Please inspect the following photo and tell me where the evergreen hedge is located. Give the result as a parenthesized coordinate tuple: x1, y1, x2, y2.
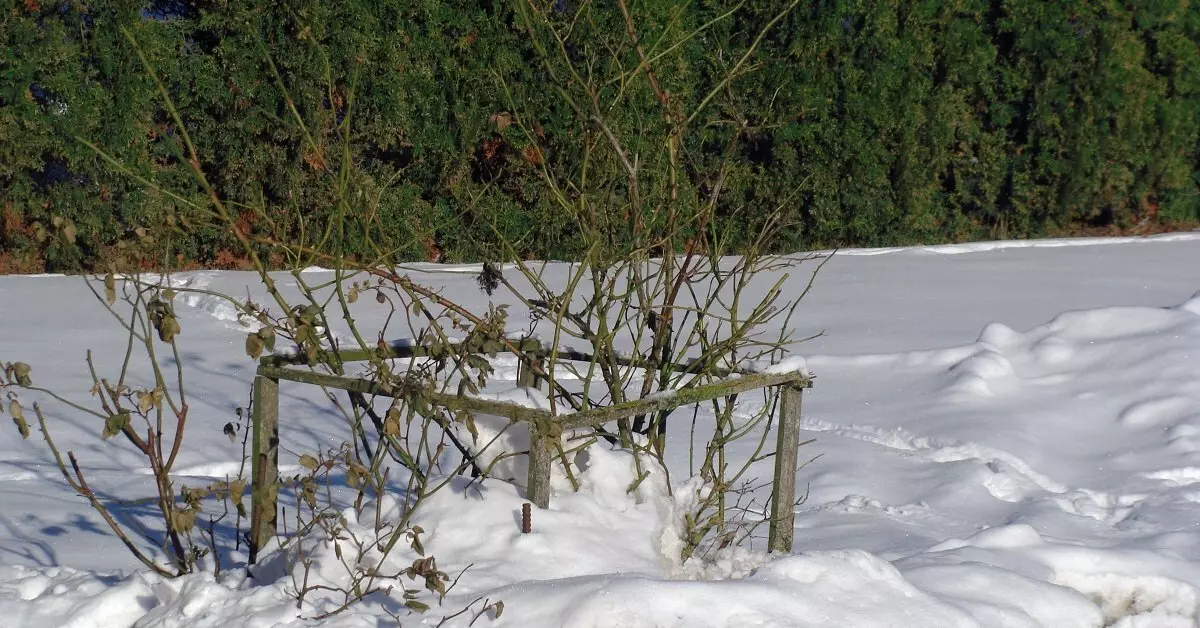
(2, 0, 1198, 271)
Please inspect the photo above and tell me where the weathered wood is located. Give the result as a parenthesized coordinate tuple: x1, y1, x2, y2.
(256, 366, 554, 425)
(559, 371, 810, 430)
(526, 422, 553, 509)
(768, 384, 803, 553)
(260, 338, 544, 367)
(537, 348, 820, 379)
(254, 341, 812, 528)
(249, 373, 280, 564)
(517, 339, 543, 390)
(263, 336, 809, 382)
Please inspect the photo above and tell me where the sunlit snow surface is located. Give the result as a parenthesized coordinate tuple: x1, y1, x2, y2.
(2, 233, 1200, 626)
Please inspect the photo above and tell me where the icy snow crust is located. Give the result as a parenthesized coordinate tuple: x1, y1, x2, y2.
(3, 235, 1200, 626)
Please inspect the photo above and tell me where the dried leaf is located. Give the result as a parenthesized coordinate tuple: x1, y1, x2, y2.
(346, 463, 363, 489)
(156, 312, 181, 343)
(298, 454, 319, 471)
(171, 508, 196, 533)
(300, 304, 320, 323)
(62, 219, 76, 243)
(301, 478, 316, 508)
(9, 399, 29, 439)
(411, 556, 436, 575)
(257, 326, 276, 352)
(229, 480, 245, 506)
(411, 528, 425, 556)
(12, 362, 31, 386)
(424, 573, 446, 596)
(465, 413, 479, 443)
(136, 391, 153, 414)
(245, 332, 263, 359)
(223, 421, 237, 442)
(103, 273, 116, 305)
(488, 111, 513, 131)
(405, 600, 430, 613)
(384, 405, 401, 437)
(492, 600, 505, 618)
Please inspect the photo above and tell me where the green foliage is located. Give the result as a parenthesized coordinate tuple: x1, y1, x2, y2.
(2, 0, 1199, 271)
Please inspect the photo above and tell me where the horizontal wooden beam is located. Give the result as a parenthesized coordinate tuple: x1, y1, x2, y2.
(559, 371, 810, 430)
(260, 363, 808, 433)
(260, 338, 544, 367)
(544, 347, 765, 378)
(262, 337, 799, 382)
(256, 366, 553, 424)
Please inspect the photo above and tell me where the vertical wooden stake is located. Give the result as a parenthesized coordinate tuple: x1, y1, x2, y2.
(517, 339, 544, 390)
(526, 422, 552, 509)
(249, 372, 280, 564)
(768, 383, 803, 553)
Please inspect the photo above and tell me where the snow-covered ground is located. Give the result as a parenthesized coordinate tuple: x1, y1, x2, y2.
(3, 233, 1200, 627)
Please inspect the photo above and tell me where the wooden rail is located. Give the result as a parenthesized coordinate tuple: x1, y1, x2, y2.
(248, 339, 811, 563)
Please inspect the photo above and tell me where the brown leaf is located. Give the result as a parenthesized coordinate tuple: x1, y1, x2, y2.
(257, 326, 276, 352)
(171, 508, 196, 533)
(384, 403, 404, 435)
(464, 412, 479, 443)
(9, 399, 29, 439)
(137, 391, 153, 414)
(488, 112, 513, 131)
(103, 272, 116, 305)
(11, 362, 31, 386)
(229, 480, 245, 506)
(245, 332, 263, 359)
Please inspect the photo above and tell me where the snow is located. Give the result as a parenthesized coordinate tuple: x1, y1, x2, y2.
(3, 235, 1200, 626)
(746, 355, 812, 377)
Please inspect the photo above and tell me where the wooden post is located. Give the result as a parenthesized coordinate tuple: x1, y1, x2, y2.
(517, 339, 543, 390)
(526, 421, 552, 509)
(768, 383, 803, 553)
(249, 373, 279, 564)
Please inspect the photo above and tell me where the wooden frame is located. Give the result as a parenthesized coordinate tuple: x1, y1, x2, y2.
(248, 340, 811, 563)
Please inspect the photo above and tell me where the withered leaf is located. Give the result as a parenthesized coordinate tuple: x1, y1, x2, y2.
(245, 332, 263, 359)
(103, 273, 116, 305)
(9, 399, 29, 439)
(298, 454, 319, 471)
